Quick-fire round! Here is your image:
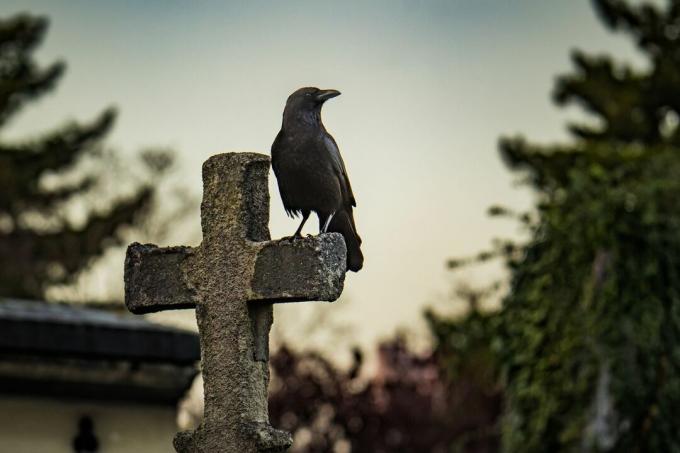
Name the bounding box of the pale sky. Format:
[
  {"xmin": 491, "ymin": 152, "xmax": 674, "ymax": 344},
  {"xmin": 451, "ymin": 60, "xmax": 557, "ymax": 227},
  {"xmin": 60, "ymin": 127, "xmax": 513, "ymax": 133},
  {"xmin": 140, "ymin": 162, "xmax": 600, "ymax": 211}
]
[{"xmin": 0, "ymin": 1, "xmax": 642, "ymax": 356}]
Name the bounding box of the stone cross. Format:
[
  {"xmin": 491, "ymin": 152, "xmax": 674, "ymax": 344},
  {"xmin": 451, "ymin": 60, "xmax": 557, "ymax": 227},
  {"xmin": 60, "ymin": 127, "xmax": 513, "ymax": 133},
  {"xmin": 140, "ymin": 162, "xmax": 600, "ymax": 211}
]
[{"xmin": 123, "ymin": 153, "xmax": 346, "ymax": 452}]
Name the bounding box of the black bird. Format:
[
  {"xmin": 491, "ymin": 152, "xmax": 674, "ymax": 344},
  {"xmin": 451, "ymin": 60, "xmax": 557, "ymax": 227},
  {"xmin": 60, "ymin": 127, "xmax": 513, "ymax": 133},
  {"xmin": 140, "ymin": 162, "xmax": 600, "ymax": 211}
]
[{"xmin": 271, "ymin": 87, "xmax": 363, "ymax": 272}]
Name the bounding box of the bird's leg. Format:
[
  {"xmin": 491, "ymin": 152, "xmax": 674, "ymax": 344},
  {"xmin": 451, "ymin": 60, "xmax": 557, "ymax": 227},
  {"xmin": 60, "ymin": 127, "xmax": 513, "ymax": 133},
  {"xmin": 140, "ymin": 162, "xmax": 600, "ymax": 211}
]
[
  {"xmin": 289, "ymin": 211, "xmax": 310, "ymax": 240},
  {"xmin": 321, "ymin": 212, "xmax": 335, "ymax": 233}
]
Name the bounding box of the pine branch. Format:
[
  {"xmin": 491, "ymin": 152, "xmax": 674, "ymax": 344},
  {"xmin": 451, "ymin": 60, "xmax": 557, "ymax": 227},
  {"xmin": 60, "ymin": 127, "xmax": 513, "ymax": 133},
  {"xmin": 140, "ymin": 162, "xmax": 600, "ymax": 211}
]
[
  {"xmin": 0, "ymin": 108, "xmax": 116, "ymax": 213},
  {"xmin": 0, "ymin": 187, "xmax": 153, "ymax": 298},
  {"xmin": 498, "ymin": 137, "xmax": 583, "ymax": 190},
  {"xmin": 593, "ymin": 0, "xmax": 644, "ymax": 32},
  {"xmin": 42, "ymin": 187, "xmax": 153, "ymax": 278},
  {"xmin": 593, "ymin": 0, "xmax": 674, "ymax": 56},
  {"xmin": 553, "ymin": 51, "xmax": 660, "ymax": 143},
  {"xmin": 0, "ymin": 14, "xmax": 65, "ymax": 127},
  {"xmin": 23, "ymin": 177, "xmax": 97, "ymax": 212},
  {"xmin": 0, "ymin": 14, "xmax": 48, "ymax": 54}
]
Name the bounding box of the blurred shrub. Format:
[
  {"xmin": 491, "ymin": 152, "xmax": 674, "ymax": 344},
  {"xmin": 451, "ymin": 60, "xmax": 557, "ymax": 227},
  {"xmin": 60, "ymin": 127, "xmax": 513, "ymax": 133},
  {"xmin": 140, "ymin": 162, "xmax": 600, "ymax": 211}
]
[{"xmin": 269, "ymin": 336, "xmax": 502, "ymax": 453}]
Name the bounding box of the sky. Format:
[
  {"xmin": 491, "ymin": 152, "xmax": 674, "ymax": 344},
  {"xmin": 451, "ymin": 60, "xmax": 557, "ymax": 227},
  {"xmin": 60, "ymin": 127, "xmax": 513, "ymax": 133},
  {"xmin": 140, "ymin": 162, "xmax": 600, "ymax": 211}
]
[{"xmin": 0, "ymin": 0, "xmax": 644, "ymax": 357}]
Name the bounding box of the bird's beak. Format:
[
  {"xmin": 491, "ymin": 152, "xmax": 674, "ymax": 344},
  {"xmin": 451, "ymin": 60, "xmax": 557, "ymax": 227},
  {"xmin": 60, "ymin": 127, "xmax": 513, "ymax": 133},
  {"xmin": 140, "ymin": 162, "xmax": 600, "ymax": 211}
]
[{"xmin": 315, "ymin": 89, "xmax": 341, "ymax": 103}]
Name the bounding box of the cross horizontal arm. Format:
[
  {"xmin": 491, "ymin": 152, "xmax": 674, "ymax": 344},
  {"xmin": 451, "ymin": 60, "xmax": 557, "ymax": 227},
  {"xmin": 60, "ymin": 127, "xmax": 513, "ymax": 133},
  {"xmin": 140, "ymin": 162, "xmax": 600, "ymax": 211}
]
[
  {"xmin": 249, "ymin": 233, "xmax": 347, "ymax": 303},
  {"xmin": 124, "ymin": 242, "xmax": 197, "ymax": 314}
]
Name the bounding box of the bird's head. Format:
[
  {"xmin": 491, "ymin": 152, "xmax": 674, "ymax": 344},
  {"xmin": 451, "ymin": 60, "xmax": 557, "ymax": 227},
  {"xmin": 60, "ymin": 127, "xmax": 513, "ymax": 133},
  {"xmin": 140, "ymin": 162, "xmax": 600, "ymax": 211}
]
[{"xmin": 282, "ymin": 87, "xmax": 341, "ymax": 129}]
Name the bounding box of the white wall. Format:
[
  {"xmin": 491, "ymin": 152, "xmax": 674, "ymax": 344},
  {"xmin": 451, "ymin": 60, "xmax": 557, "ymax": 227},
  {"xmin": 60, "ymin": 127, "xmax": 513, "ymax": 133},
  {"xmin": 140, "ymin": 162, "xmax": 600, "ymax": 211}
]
[{"xmin": 0, "ymin": 396, "xmax": 179, "ymax": 452}]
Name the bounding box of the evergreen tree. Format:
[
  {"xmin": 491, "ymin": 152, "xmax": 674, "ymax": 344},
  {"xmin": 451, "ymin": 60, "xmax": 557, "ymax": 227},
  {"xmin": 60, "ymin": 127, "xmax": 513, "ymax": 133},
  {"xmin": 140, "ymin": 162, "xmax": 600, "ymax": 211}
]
[
  {"xmin": 0, "ymin": 14, "xmax": 163, "ymax": 299},
  {"xmin": 431, "ymin": 0, "xmax": 680, "ymax": 451},
  {"xmin": 493, "ymin": 0, "xmax": 680, "ymax": 451}
]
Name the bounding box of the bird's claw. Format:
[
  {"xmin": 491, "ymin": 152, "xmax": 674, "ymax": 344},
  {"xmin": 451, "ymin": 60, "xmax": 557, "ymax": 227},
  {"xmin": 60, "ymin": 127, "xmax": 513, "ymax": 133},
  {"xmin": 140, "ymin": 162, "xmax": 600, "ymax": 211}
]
[{"xmin": 280, "ymin": 234, "xmax": 304, "ymax": 243}]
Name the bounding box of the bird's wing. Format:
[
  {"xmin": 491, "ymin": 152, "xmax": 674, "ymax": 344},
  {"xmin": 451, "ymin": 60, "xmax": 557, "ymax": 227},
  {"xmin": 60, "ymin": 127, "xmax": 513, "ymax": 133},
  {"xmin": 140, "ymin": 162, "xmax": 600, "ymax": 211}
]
[
  {"xmin": 271, "ymin": 130, "xmax": 297, "ymax": 217},
  {"xmin": 323, "ymin": 134, "xmax": 356, "ymax": 207},
  {"xmin": 271, "ymin": 129, "xmax": 284, "ymax": 173}
]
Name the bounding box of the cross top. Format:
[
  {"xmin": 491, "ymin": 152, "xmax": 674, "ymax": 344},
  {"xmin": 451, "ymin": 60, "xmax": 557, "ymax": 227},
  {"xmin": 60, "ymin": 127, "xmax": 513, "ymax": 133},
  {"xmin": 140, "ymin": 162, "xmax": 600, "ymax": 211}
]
[
  {"xmin": 199, "ymin": 153, "xmax": 269, "ymax": 242},
  {"xmin": 124, "ymin": 152, "xmax": 347, "ymax": 453}
]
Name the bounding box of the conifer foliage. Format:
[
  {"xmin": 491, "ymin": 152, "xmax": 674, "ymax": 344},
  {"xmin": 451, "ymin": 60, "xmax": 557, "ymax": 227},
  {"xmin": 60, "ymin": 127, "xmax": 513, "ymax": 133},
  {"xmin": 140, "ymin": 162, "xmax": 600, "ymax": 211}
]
[
  {"xmin": 432, "ymin": 1, "xmax": 680, "ymax": 451},
  {"xmin": 492, "ymin": 1, "xmax": 680, "ymax": 450},
  {"xmin": 0, "ymin": 14, "xmax": 164, "ymax": 299}
]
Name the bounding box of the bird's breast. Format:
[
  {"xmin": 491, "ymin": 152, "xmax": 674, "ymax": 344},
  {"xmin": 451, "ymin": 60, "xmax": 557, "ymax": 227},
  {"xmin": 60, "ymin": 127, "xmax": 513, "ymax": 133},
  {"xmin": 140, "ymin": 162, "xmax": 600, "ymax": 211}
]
[{"xmin": 274, "ymin": 139, "xmax": 342, "ymax": 213}]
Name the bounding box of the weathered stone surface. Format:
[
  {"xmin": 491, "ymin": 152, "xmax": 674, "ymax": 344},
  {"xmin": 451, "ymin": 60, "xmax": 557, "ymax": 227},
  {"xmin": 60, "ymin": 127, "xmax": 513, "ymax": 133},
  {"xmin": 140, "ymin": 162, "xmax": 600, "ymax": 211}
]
[
  {"xmin": 244, "ymin": 422, "xmax": 293, "ymax": 452},
  {"xmin": 251, "ymin": 234, "xmax": 346, "ymax": 303},
  {"xmin": 123, "ymin": 152, "xmax": 347, "ymax": 452},
  {"xmin": 124, "ymin": 243, "xmax": 196, "ymax": 314}
]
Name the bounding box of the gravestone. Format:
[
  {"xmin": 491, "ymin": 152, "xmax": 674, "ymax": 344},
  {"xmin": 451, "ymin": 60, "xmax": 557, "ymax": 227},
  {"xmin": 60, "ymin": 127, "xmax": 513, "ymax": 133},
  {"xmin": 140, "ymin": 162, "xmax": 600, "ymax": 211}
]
[{"xmin": 124, "ymin": 152, "xmax": 347, "ymax": 452}]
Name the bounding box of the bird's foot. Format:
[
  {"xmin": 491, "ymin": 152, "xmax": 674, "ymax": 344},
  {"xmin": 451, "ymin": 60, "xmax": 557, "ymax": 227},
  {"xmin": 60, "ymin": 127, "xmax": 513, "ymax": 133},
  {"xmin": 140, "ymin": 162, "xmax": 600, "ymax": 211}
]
[{"xmin": 280, "ymin": 234, "xmax": 304, "ymax": 243}]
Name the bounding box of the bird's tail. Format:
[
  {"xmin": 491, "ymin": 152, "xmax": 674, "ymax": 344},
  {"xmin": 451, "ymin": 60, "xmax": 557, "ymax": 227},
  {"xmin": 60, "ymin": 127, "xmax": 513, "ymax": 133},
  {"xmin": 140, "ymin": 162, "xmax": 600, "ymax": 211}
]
[{"xmin": 327, "ymin": 208, "xmax": 363, "ymax": 272}]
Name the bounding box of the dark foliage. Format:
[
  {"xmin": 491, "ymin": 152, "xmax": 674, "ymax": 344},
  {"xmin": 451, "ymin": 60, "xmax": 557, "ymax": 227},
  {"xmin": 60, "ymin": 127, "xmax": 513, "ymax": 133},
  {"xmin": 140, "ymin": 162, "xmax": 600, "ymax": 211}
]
[
  {"xmin": 0, "ymin": 14, "xmax": 167, "ymax": 299},
  {"xmin": 433, "ymin": 1, "xmax": 680, "ymax": 451},
  {"xmin": 269, "ymin": 337, "xmax": 501, "ymax": 453}
]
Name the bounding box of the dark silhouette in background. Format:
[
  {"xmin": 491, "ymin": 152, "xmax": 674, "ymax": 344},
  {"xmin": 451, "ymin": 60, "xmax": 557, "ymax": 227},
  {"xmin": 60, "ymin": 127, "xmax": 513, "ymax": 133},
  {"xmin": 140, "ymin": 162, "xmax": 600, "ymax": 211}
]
[
  {"xmin": 72, "ymin": 416, "xmax": 99, "ymax": 453},
  {"xmin": 0, "ymin": 14, "xmax": 171, "ymax": 299},
  {"xmin": 272, "ymin": 87, "xmax": 363, "ymax": 272}
]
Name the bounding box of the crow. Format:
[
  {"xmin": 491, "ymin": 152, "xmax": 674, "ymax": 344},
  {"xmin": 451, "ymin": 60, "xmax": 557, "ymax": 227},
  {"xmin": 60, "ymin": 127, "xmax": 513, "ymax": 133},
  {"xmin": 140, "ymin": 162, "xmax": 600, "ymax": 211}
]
[{"xmin": 271, "ymin": 87, "xmax": 363, "ymax": 272}]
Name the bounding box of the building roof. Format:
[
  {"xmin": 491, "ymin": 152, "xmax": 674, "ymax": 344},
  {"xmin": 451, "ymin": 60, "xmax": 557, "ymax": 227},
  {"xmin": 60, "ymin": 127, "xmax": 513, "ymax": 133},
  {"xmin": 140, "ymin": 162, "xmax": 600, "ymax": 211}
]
[
  {"xmin": 0, "ymin": 299, "xmax": 200, "ymax": 404},
  {"xmin": 0, "ymin": 299, "xmax": 199, "ymax": 364}
]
